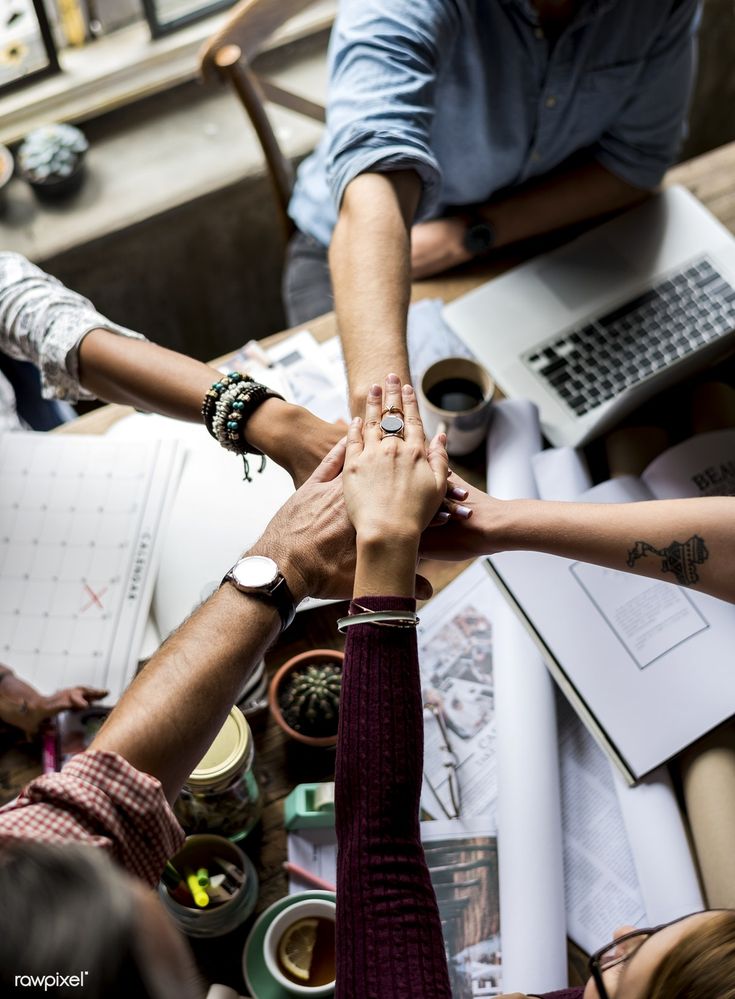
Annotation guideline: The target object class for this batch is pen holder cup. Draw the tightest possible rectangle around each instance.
[158,835,258,938]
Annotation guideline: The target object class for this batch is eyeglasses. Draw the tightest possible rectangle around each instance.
[588,912,717,999]
[423,702,462,819]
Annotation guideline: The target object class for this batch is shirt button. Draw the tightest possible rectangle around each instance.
[534,26,544,39]
[545,95,557,109]
[531,150,541,162]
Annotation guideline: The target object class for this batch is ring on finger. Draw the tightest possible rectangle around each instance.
[380,406,405,440]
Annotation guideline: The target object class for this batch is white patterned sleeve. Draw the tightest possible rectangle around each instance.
[0,252,145,402]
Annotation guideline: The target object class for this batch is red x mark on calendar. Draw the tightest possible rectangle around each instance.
[81,583,108,613]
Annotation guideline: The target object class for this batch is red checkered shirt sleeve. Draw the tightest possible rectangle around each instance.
[0,750,185,887]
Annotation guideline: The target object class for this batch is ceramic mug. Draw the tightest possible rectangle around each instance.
[418,357,495,456]
[263,896,336,996]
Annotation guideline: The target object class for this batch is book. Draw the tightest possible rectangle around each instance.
[489,425,735,783]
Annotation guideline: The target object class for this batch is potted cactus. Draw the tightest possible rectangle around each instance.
[17,124,89,200]
[269,649,343,748]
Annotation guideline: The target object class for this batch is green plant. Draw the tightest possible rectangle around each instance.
[18,124,88,183]
[279,662,342,737]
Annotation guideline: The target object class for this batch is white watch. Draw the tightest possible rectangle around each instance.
[221,555,296,631]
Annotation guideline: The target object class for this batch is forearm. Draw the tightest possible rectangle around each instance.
[476,157,649,251]
[330,172,420,411]
[78,328,336,484]
[482,496,735,602]
[90,584,282,803]
[336,596,450,999]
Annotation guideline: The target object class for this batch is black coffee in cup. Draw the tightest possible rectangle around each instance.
[426,377,485,412]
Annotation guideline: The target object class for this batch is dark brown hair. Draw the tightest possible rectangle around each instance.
[647,911,735,999]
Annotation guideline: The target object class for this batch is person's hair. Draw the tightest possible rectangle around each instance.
[647,911,735,999]
[0,843,158,998]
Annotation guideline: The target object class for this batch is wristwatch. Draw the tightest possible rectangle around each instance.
[463,216,496,257]
[221,555,296,632]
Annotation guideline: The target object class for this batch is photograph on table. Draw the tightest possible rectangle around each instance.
[0,0,58,93]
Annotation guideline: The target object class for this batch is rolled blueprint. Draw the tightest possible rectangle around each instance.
[611,767,704,920]
[532,445,592,502]
[680,724,735,907]
[486,399,568,992]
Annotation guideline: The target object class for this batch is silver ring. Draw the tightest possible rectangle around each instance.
[379,407,405,439]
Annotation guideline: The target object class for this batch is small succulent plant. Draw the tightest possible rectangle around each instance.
[18,124,88,184]
[279,662,342,737]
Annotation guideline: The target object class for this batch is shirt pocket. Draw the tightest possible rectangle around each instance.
[577,59,646,96]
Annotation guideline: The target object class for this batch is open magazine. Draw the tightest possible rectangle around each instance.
[489,425,735,783]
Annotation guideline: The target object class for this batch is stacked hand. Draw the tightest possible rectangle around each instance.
[254,374,474,604]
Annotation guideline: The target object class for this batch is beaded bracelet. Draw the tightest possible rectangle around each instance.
[201,372,285,481]
[336,610,420,633]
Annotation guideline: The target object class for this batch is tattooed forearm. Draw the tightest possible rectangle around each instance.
[626,534,709,587]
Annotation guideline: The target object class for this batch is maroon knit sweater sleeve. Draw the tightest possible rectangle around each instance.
[335,595,451,999]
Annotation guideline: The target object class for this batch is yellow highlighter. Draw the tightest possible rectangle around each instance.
[185,868,210,908]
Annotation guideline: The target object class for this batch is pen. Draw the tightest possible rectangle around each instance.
[282,861,336,892]
[42,729,58,775]
[196,867,210,888]
[162,861,182,891]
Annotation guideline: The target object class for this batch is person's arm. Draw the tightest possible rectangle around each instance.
[337,376,451,998]
[322,2,460,411]
[410,158,648,279]
[0,252,340,485]
[77,329,342,487]
[91,438,353,803]
[422,477,735,604]
[330,171,420,412]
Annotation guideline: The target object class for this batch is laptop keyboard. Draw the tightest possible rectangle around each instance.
[524,258,735,417]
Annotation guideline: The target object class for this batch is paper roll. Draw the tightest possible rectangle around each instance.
[532,446,593,501]
[679,722,735,908]
[605,425,669,479]
[612,766,704,921]
[486,399,568,992]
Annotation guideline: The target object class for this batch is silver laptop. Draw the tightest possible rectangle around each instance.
[443,186,735,446]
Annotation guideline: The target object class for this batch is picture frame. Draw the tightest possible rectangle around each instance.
[140,0,235,39]
[0,0,59,95]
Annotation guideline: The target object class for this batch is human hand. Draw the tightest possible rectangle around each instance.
[344,375,449,544]
[284,410,346,488]
[410,217,473,280]
[421,472,505,561]
[0,669,107,739]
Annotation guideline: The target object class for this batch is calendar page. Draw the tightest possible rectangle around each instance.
[0,432,183,701]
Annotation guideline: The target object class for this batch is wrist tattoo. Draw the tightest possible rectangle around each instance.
[626,534,709,587]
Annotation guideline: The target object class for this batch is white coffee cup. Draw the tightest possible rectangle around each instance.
[263,897,336,996]
[418,357,495,457]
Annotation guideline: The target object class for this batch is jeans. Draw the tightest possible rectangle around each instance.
[282,230,333,328]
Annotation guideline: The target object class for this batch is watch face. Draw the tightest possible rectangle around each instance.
[232,555,278,589]
[464,222,495,256]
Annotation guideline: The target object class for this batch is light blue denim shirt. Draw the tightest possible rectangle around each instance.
[289,0,700,247]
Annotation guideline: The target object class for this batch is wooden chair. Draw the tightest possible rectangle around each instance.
[199,0,331,241]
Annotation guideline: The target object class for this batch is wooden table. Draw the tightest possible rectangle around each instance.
[3,140,735,994]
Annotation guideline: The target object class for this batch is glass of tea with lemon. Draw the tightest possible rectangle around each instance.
[264,896,336,995]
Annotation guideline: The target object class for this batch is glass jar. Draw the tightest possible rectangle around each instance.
[174,707,262,841]
[158,835,258,938]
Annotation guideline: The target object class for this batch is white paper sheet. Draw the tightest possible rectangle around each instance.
[485,399,568,993]
[106,414,294,640]
[641,427,735,499]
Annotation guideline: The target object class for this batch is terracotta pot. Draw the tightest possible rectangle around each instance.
[268,648,344,748]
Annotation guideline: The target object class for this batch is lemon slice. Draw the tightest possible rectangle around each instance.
[278,917,318,982]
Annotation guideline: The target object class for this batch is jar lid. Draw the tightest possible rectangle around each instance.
[187,707,251,787]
